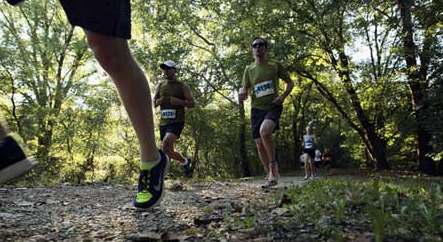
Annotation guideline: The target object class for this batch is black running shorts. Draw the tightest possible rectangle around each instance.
[59,0,131,39]
[303,148,316,159]
[160,122,185,141]
[251,105,283,139]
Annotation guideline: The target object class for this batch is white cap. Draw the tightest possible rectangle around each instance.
[308,119,316,127]
[160,60,177,69]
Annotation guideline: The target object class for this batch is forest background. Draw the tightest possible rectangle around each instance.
[0,0,442,185]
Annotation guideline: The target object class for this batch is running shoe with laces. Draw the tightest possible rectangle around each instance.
[267,162,279,186]
[260,173,271,189]
[134,150,170,209]
[0,136,37,184]
[183,157,193,177]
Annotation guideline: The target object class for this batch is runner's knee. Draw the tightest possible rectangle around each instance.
[162,140,173,152]
[259,128,272,139]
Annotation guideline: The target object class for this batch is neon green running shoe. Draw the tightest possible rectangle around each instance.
[134,150,170,209]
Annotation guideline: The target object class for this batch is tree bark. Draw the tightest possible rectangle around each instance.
[335,51,389,170]
[291,96,301,168]
[239,100,251,177]
[397,0,435,174]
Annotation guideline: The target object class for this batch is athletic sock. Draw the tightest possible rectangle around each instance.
[140,153,160,170]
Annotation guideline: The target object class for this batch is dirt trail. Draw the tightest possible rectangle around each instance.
[0,176,309,242]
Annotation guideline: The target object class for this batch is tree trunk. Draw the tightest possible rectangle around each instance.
[37,119,54,162]
[335,51,389,170]
[291,94,303,168]
[239,100,251,177]
[397,0,435,174]
[292,111,300,167]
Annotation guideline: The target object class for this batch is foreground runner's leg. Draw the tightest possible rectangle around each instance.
[60,1,164,208]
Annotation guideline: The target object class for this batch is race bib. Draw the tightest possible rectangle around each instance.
[254,80,274,98]
[161,109,176,119]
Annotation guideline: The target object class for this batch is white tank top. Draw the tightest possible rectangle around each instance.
[304,135,315,149]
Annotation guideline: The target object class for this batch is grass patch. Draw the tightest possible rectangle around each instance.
[280,175,443,241]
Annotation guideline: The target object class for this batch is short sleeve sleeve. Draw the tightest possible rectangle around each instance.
[242,65,251,89]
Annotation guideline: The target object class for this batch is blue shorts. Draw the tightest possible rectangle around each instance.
[59,0,131,39]
[251,105,283,139]
[160,122,185,141]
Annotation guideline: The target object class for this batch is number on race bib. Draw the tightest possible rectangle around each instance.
[254,80,275,98]
[161,109,176,119]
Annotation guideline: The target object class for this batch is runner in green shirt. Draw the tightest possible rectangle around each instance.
[239,37,294,187]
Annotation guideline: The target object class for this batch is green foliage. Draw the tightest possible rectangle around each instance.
[282,177,443,241]
[364,206,391,242]
[331,199,347,222]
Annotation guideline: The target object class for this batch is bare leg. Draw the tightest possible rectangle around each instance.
[162,133,185,163]
[304,154,309,177]
[83,30,158,162]
[309,157,316,175]
[259,119,277,162]
[254,138,270,174]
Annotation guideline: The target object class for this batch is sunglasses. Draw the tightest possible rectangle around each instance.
[251,42,267,48]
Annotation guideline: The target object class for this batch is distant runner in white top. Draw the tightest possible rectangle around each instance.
[302,125,317,180]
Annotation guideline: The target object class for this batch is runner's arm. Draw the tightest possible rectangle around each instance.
[281,76,294,99]
[170,84,195,108]
[182,84,195,108]
[239,66,250,102]
[272,77,294,105]
[153,84,162,108]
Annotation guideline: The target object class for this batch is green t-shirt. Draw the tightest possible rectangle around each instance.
[158,81,186,126]
[242,60,290,110]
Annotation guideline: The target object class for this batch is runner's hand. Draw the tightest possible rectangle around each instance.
[155,98,164,106]
[238,89,248,101]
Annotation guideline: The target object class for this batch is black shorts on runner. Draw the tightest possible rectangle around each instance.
[160,122,185,141]
[59,0,131,39]
[251,105,283,139]
[303,148,316,159]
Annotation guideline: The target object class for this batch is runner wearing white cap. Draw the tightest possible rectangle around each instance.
[154,61,196,177]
